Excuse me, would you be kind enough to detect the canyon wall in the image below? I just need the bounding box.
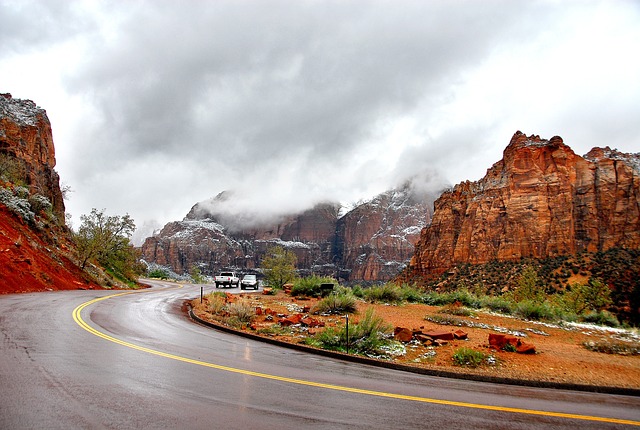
[0,94,64,218]
[405,131,640,281]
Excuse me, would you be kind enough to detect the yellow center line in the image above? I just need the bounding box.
[72,289,640,427]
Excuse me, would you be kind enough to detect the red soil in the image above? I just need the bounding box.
[0,206,100,294]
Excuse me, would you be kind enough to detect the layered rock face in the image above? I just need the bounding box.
[406,131,640,280]
[0,94,64,218]
[141,184,434,282]
[0,94,100,293]
[336,185,432,281]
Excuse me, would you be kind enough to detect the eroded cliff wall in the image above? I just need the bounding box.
[0,93,64,218]
[406,131,640,280]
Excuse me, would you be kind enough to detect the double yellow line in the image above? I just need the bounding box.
[73,291,640,426]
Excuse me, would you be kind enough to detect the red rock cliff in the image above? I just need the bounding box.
[407,131,640,280]
[0,93,64,218]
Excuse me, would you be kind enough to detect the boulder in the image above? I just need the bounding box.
[488,333,519,349]
[453,329,468,340]
[301,317,324,328]
[423,331,455,341]
[279,313,303,326]
[516,342,537,354]
[394,327,414,342]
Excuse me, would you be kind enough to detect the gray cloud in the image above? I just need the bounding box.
[2,0,639,237]
[64,1,535,167]
[0,0,91,57]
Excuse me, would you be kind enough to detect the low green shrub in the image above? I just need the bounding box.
[425,314,466,327]
[423,289,481,308]
[305,308,394,356]
[350,285,365,298]
[481,296,514,314]
[514,300,557,321]
[363,283,403,303]
[439,303,476,317]
[206,293,227,314]
[452,347,488,368]
[582,310,620,327]
[147,268,169,279]
[312,291,358,315]
[399,284,425,303]
[291,275,337,297]
[256,325,293,336]
[226,299,255,327]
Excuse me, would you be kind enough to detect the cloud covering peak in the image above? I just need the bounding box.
[1,0,638,239]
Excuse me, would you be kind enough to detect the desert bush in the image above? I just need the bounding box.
[147,267,170,279]
[306,308,394,356]
[206,293,227,315]
[312,290,357,315]
[363,283,403,303]
[439,303,476,317]
[0,153,25,185]
[423,289,481,308]
[425,315,466,327]
[509,266,546,304]
[256,324,293,336]
[480,296,514,314]
[582,310,620,327]
[350,284,365,298]
[562,279,612,315]
[27,194,52,216]
[226,299,255,327]
[514,300,557,321]
[291,275,336,297]
[399,284,425,303]
[452,347,489,368]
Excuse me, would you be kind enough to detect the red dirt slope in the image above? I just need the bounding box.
[0,206,99,294]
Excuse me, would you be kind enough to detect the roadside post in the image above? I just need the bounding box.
[200,285,203,303]
[345,313,349,354]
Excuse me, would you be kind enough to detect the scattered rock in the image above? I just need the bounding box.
[279,313,303,326]
[394,327,414,342]
[423,331,455,341]
[516,342,537,354]
[488,333,518,349]
[301,317,324,328]
[453,329,468,340]
[489,333,536,354]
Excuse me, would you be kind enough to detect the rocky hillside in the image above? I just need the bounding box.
[335,185,434,281]
[140,183,434,282]
[0,94,99,293]
[0,93,64,218]
[404,131,640,281]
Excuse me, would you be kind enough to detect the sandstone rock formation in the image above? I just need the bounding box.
[335,184,433,281]
[0,94,100,293]
[0,93,64,218]
[406,131,640,281]
[140,182,434,282]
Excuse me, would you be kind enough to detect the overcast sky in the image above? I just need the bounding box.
[1,0,639,243]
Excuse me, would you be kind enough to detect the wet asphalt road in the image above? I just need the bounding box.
[1,280,639,429]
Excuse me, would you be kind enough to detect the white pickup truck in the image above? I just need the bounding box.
[214,271,239,288]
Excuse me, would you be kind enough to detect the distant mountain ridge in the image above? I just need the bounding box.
[140,182,434,282]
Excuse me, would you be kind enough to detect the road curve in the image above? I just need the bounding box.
[1,280,638,429]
